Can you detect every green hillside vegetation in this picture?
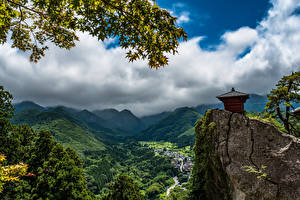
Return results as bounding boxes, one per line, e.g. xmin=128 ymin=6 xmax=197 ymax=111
xmin=12 ymin=108 xmax=88 ymax=130
xmin=93 ymin=109 xmax=146 ymax=134
xmin=0 ymin=86 xmax=94 ymax=199
xmin=93 ymin=109 xmax=120 ymax=120
xmin=246 ymin=112 xmax=287 ymax=133
xmin=12 ymin=110 xmax=107 ymax=155
xmin=84 ymin=142 xmax=177 ymax=199
xmin=141 ymin=112 xmax=171 ymax=127
xmin=12 ymin=107 xmax=123 ymax=142
xmin=13 ymin=101 xmax=45 ymax=114
xmin=1 ymin=128 xmax=94 ymax=199
xmin=178 ymin=127 xmax=195 ymax=138
xmin=32 ymin=118 xmax=106 ymax=155
xmin=138 ymin=107 xmax=201 ymax=147
xmin=11 ymin=106 xmax=178 ymax=199
xmin=102 ymin=174 xmax=144 ymax=200
xmin=75 ymin=110 xmax=109 ymax=132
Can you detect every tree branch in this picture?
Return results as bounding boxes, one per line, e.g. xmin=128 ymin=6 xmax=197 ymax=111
xmin=6 ymin=0 xmax=46 ymax=17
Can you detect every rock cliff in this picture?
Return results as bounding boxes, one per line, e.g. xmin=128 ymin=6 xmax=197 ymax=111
xmin=193 ymin=109 xmax=300 ymax=200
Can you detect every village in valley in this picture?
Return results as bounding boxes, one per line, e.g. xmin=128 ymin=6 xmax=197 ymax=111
xmin=140 ymin=141 xmax=193 ymax=178
xmin=155 ymin=148 xmax=193 ymax=174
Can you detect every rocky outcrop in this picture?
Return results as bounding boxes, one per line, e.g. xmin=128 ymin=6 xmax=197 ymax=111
xmin=197 ymin=109 xmax=300 ymax=200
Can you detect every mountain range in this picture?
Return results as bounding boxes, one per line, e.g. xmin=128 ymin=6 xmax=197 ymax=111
xmin=11 ymin=94 xmax=268 ymax=147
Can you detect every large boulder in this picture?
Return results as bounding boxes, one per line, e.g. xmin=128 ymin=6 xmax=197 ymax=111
xmin=196 ymin=109 xmax=300 ymax=200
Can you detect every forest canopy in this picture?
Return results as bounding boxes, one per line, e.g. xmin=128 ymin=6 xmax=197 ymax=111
xmin=0 ymin=0 xmax=187 ymax=68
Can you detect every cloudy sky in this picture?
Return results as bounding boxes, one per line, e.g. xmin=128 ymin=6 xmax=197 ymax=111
xmin=1 ymin=0 xmax=300 ymax=116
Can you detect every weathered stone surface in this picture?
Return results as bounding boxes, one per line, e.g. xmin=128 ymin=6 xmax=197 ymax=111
xmin=208 ymin=109 xmax=300 ymax=200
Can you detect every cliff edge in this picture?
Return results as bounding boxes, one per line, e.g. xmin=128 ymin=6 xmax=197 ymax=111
xmin=192 ymin=109 xmax=300 ymax=200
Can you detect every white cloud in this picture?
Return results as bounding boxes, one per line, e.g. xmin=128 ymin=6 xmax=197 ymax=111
xmin=168 ymin=3 xmax=191 ymax=25
xmin=1 ymin=0 xmax=300 ymax=116
xmin=177 ymin=12 xmax=190 ymax=24
xmin=221 ymin=27 xmax=258 ymax=53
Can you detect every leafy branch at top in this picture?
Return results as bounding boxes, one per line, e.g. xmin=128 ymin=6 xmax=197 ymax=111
xmin=0 ymin=0 xmax=187 ymax=68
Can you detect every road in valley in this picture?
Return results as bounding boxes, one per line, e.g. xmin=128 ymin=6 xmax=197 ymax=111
xmin=180 ymin=159 xmax=183 ymax=172
xmin=166 ymin=176 xmax=179 ymax=196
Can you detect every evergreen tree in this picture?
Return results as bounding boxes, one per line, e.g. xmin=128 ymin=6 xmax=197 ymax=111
xmin=265 ymin=71 xmax=300 ymax=136
xmin=0 ymin=85 xmax=94 ymax=199
xmin=31 ymin=143 xmax=93 ymax=200
xmin=102 ymin=174 xmax=144 ymax=200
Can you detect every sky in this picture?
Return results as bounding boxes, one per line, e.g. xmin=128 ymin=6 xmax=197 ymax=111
xmin=1 ymin=0 xmax=300 ymax=116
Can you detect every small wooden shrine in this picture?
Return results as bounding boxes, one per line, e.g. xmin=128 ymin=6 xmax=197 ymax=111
xmin=217 ymin=88 xmax=249 ymax=114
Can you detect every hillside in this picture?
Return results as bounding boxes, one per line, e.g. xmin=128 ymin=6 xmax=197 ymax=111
xmin=140 ymin=111 xmax=171 ymax=127
xmin=74 ymin=109 xmax=109 ymax=131
xmin=94 ymin=108 xmax=146 ymax=134
xmin=11 ymin=109 xmax=108 ymax=156
xmin=93 ymin=108 xmax=120 ymax=120
xmin=32 ymin=118 xmax=106 ymax=156
xmin=14 ymin=101 xmax=45 ymax=113
xmin=137 ymin=107 xmax=201 ymax=146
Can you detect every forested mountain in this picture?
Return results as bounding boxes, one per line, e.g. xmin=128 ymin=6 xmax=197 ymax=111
xmin=93 ymin=109 xmax=146 ymax=134
xmin=13 ymin=94 xmax=269 ymax=147
xmin=141 ymin=111 xmax=171 ymax=127
xmin=74 ymin=109 xmax=110 ymax=132
xmin=137 ymin=107 xmax=201 ymax=146
xmin=14 ymin=101 xmax=45 ymax=114
xmin=49 ymin=105 xmax=80 ymax=114
xmin=12 ymin=109 xmax=107 ymax=156
xmin=93 ymin=109 xmax=120 ymax=120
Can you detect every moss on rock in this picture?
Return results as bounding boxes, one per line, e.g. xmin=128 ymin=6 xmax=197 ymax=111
xmin=189 ymin=110 xmax=232 ymax=200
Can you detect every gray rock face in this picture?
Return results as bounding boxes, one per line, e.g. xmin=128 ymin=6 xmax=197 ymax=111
xmin=208 ymin=109 xmax=300 ymax=200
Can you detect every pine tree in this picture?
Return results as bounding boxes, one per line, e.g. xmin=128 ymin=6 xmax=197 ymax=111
xmin=265 ymin=71 xmax=300 ymax=136
xmin=102 ymin=174 xmax=144 ymax=200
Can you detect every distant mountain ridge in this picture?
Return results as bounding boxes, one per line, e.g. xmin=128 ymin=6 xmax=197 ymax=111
xmin=92 ymin=109 xmax=146 ymax=134
xmin=140 ymin=111 xmax=171 ymax=127
xmin=14 ymin=101 xmax=45 ymax=113
xmin=93 ymin=109 xmax=120 ymax=120
xmin=13 ymin=94 xmax=269 ymax=141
